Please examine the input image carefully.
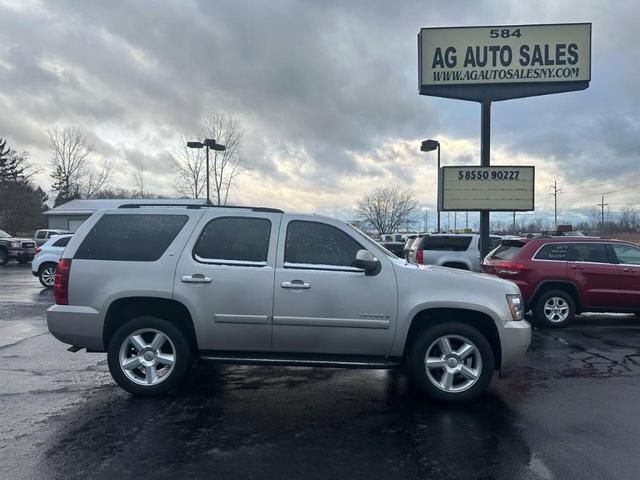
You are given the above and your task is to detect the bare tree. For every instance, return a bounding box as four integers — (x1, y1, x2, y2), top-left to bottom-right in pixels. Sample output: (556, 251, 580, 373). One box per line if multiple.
(355, 186, 418, 235)
(174, 139, 206, 199)
(175, 113, 246, 204)
(133, 165, 146, 198)
(48, 126, 111, 204)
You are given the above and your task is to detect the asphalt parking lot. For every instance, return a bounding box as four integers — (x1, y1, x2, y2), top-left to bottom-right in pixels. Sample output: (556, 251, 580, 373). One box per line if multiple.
(1, 264, 639, 480)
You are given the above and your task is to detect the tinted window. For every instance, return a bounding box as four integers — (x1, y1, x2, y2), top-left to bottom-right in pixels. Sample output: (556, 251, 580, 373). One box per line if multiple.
(489, 236, 502, 250)
(421, 236, 472, 252)
(534, 243, 570, 260)
(611, 244, 640, 265)
(36, 231, 46, 239)
(490, 240, 525, 260)
(53, 237, 71, 247)
(75, 214, 188, 261)
(568, 243, 609, 263)
(194, 217, 271, 263)
(47, 231, 57, 238)
(285, 221, 362, 267)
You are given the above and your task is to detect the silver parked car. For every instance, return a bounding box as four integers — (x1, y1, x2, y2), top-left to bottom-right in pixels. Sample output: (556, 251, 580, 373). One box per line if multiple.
(408, 233, 504, 271)
(47, 204, 531, 402)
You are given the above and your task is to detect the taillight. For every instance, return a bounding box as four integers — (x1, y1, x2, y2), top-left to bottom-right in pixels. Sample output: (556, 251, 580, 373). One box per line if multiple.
(34, 247, 42, 255)
(53, 258, 72, 305)
(495, 261, 524, 275)
(416, 249, 424, 264)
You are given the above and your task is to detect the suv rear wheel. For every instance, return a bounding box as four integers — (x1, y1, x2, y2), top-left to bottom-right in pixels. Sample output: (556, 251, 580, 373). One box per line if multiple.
(38, 263, 57, 288)
(408, 322, 494, 402)
(533, 290, 576, 328)
(107, 316, 192, 396)
(0, 248, 8, 265)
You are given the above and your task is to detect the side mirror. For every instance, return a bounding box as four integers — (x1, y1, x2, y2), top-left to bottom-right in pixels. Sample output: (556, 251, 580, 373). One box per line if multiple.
(353, 249, 379, 273)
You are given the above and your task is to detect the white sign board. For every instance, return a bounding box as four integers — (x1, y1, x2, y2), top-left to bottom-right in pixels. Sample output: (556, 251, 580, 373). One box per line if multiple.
(419, 23, 591, 87)
(439, 166, 535, 211)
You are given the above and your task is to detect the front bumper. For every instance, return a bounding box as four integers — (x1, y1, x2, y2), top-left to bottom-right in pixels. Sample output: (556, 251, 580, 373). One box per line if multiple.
(498, 320, 532, 370)
(9, 248, 34, 261)
(47, 304, 104, 351)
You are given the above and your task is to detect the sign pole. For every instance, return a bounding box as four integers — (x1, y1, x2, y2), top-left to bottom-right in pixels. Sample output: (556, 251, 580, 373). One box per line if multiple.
(480, 101, 491, 258)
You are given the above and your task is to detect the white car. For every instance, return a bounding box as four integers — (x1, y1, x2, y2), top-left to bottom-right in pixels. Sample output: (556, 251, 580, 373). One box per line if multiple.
(32, 234, 73, 288)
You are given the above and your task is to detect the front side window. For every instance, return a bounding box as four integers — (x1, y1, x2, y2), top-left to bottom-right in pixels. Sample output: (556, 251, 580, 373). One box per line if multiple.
(567, 243, 609, 263)
(75, 214, 188, 261)
(285, 220, 363, 267)
(36, 231, 46, 239)
(611, 244, 640, 265)
(194, 217, 271, 263)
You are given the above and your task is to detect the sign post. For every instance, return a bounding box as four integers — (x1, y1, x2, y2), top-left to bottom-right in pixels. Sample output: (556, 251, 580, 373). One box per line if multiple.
(418, 23, 591, 257)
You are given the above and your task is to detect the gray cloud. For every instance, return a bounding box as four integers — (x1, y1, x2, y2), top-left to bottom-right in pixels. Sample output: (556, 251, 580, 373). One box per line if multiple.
(0, 0, 638, 215)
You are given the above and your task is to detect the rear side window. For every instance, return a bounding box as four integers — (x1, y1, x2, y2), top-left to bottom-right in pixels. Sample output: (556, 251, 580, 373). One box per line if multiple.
(285, 220, 362, 267)
(534, 243, 570, 261)
(53, 237, 71, 248)
(490, 241, 524, 260)
(568, 243, 609, 263)
(421, 236, 472, 252)
(75, 214, 188, 261)
(194, 217, 271, 263)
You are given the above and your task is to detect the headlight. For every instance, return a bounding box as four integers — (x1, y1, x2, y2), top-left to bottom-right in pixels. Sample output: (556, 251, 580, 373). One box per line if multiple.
(10, 241, 20, 248)
(506, 294, 524, 321)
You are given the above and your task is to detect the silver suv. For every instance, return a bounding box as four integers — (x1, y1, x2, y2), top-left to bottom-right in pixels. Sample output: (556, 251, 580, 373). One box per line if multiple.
(409, 233, 504, 271)
(47, 204, 531, 402)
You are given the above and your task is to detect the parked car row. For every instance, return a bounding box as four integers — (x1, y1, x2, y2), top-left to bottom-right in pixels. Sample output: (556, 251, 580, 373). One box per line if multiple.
(399, 231, 639, 328)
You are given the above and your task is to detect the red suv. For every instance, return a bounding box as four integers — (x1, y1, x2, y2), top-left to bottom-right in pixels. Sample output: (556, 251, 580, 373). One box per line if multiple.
(482, 237, 640, 327)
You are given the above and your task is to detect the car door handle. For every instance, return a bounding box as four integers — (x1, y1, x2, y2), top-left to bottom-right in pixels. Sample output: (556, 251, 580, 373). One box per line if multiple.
(181, 274, 212, 284)
(281, 280, 311, 289)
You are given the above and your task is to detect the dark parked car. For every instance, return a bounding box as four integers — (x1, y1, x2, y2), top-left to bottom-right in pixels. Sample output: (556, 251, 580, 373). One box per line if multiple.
(482, 237, 640, 327)
(0, 229, 36, 265)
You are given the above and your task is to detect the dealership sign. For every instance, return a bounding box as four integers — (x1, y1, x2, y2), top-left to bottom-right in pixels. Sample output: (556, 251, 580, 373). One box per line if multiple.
(419, 23, 591, 101)
(438, 166, 535, 211)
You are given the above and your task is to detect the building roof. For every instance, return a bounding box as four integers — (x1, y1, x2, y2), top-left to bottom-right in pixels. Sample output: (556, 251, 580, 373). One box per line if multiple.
(44, 198, 207, 216)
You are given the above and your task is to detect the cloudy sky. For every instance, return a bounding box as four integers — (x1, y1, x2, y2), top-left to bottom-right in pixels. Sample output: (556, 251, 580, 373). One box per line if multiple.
(1, 0, 639, 228)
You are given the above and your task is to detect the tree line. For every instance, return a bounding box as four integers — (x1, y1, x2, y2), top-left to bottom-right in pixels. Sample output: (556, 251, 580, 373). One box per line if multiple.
(0, 113, 247, 234)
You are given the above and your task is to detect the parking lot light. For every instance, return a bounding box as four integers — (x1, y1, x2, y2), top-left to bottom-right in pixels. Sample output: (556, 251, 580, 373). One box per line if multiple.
(420, 139, 441, 232)
(187, 139, 227, 204)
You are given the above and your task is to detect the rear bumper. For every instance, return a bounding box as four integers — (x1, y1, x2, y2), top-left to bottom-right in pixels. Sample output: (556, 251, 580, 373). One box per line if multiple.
(498, 320, 532, 370)
(46, 304, 104, 351)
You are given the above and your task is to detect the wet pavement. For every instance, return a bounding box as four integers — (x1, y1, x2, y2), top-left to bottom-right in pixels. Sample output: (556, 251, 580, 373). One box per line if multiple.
(1, 263, 639, 479)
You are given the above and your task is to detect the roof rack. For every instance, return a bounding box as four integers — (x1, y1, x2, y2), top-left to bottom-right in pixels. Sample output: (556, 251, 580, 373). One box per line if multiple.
(117, 203, 284, 214)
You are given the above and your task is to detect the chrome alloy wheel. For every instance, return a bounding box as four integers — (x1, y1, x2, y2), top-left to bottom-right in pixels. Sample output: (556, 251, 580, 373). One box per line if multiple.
(424, 335, 482, 393)
(543, 297, 569, 323)
(40, 265, 56, 287)
(118, 329, 176, 386)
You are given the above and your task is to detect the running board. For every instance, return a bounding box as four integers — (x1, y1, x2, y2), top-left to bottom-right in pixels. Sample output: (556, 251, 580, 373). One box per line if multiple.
(199, 353, 401, 369)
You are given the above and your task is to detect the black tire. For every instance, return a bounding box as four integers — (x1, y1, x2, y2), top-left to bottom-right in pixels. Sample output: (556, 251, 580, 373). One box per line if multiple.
(38, 263, 57, 288)
(0, 248, 8, 265)
(107, 316, 192, 396)
(408, 322, 495, 403)
(533, 290, 576, 328)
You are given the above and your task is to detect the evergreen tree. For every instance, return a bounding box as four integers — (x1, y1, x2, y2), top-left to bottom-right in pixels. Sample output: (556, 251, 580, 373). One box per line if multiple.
(0, 138, 26, 183)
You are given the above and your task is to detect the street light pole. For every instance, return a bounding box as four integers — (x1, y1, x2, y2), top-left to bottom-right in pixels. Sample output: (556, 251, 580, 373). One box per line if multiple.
(187, 138, 226, 206)
(205, 144, 210, 205)
(420, 139, 441, 232)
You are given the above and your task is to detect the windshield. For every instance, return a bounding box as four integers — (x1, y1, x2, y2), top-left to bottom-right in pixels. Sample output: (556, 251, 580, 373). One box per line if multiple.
(347, 224, 398, 259)
(0, 230, 11, 238)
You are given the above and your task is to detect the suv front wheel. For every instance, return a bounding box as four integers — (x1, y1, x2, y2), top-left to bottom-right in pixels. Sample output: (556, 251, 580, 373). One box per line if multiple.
(107, 316, 192, 396)
(408, 322, 495, 402)
(533, 290, 576, 328)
